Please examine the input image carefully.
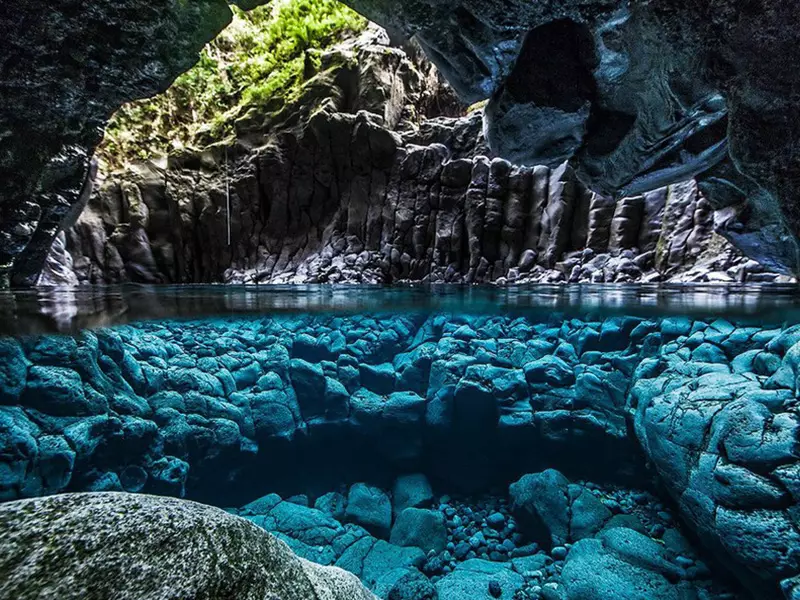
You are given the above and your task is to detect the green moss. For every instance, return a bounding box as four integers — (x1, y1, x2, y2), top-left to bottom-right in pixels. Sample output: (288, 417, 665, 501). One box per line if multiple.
(99, 0, 366, 167)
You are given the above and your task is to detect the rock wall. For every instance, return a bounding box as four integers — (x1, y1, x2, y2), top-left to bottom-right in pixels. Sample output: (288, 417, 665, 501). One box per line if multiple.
(48, 36, 785, 286)
(2, 312, 800, 596)
(4, 0, 800, 285)
(343, 0, 800, 275)
(0, 0, 254, 287)
(56, 128, 779, 284)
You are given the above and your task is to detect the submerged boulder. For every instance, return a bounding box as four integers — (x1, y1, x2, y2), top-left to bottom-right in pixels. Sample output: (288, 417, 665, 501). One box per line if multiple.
(0, 492, 376, 600)
(346, 482, 393, 538)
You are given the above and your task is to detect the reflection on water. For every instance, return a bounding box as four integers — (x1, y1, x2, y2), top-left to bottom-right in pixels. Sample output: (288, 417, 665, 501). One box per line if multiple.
(1, 283, 800, 334)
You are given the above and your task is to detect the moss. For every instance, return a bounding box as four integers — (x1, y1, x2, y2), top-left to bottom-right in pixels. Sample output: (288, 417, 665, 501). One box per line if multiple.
(98, 0, 367, 168)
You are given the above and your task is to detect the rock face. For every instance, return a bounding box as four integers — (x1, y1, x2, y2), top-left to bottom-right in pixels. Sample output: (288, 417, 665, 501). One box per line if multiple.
(5, 313, 800, 596)
(22, 19, 791, 287)
(47, 32, 784, 287)
(343, 0, 800, 275)
(3, 0, 800, 283)
(60, 125, 777, 284)
(0, 491, 376, 600)
(0, 0, 248, 287)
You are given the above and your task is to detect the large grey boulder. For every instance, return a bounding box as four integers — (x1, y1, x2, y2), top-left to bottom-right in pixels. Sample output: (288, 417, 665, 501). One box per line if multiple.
(0, 492, 377, 600)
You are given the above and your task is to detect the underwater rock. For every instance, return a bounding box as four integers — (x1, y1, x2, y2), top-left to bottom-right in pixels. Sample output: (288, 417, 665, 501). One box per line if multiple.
(510, 470, 571, 549)
(0, 492, 377, 600)
(392, 473, 435, 516)
(561, 529, 695, 600)
(4, 313, 800, 597)
(435, 559, 523, 600)
(346, 483, 393, 538)
(390, 508, 448, 554)
(510, 469, 612, 550)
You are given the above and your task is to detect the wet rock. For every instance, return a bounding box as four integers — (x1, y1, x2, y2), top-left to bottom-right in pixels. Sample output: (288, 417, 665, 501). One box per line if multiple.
(390, 508, 447, 554)
(346, 483, 393, 538)
(392, 473, 434, 516)
(436, 559, 523, 600)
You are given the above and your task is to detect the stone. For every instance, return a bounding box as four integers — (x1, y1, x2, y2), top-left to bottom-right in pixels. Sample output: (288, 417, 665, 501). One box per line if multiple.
(392, 473, 434, 515)
(390, 508, 447, 554)
(346, 483, 393, 538)
(436, 559, 523, 600)
(0, 492, 376, 600)
(509, 470, 570, 548)
(315, 492, 348, 521)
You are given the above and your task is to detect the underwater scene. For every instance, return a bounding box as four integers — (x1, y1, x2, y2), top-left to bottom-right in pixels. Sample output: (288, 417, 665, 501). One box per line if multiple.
(2, 285, 800, 600)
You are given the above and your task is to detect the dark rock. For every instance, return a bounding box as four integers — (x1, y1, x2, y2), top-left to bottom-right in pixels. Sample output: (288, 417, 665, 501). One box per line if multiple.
(391, 508, 447, 554)
(346, 483, 393, 539)
(392, 473, 434, 516)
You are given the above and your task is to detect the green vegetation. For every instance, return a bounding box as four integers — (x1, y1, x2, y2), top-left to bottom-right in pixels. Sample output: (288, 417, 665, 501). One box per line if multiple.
(99, 0, 367, 166)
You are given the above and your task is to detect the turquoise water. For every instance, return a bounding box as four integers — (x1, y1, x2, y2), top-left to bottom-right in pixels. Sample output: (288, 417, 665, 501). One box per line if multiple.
(2, 283, 800, 334)
(3, 284, 800, 598)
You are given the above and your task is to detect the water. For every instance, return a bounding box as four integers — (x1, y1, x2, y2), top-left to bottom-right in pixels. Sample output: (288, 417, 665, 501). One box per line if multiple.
(2, 282, 800, 334)
(2, 283, 799, 599)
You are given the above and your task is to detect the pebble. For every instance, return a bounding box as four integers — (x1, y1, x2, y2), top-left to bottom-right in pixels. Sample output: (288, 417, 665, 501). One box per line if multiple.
(551, 546, 567, 561)
(487, 512, 506, 529)
(488, 580, 502, 598)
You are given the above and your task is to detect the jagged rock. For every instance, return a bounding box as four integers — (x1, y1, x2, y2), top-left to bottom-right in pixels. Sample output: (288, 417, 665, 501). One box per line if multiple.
(345, 0, 800, 275)
(0, 492, 376, 600)
(346, 483, 393, 538)
(40, 33, 788, 287)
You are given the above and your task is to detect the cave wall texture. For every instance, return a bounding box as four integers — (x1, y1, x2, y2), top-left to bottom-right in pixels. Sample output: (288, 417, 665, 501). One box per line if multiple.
(39, 23, 787, 286)
(3, 0, 800, 286)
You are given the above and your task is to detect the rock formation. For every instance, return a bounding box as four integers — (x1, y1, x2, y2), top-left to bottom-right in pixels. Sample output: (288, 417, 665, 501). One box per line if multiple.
(344, 0, 800, 275)
(0, 491, 377, 600)
(43, 30, 787, 286)
(3, 0, 800, 284)
(3, 311, 800, 596)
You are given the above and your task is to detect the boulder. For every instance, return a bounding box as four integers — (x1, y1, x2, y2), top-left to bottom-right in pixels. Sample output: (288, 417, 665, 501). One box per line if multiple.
(392, 473, 434, 516)
(509, 470, 570, 548)
(436, 559, 523, 600)
(346, 483, 393, 538)
(561, 529, 694, 600)
(390, 508, 447, 554)
(0, 492, 376, 600)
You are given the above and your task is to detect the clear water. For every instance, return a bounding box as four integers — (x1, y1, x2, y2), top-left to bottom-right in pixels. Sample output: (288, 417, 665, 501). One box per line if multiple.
(2, 282, 800, 334)
(2, 283, 799, 599)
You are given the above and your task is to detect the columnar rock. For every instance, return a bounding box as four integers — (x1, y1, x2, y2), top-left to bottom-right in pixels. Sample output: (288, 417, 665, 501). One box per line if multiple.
(49, 112, 781, 285)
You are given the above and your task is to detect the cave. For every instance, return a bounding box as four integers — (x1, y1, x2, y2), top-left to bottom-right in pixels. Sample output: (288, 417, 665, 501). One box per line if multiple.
(1, 1, 800, 600)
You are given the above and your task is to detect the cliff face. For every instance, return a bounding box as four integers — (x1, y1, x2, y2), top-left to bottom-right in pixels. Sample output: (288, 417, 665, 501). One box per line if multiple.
(5, 0, 800, 285)
(0, 0, 254, 287)
(44, 30, 785, 286)
(344, 0, 800, 275)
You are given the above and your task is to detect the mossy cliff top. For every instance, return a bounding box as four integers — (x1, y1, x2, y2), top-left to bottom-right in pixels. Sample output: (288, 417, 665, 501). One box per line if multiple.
(99, 0, 367, 167)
